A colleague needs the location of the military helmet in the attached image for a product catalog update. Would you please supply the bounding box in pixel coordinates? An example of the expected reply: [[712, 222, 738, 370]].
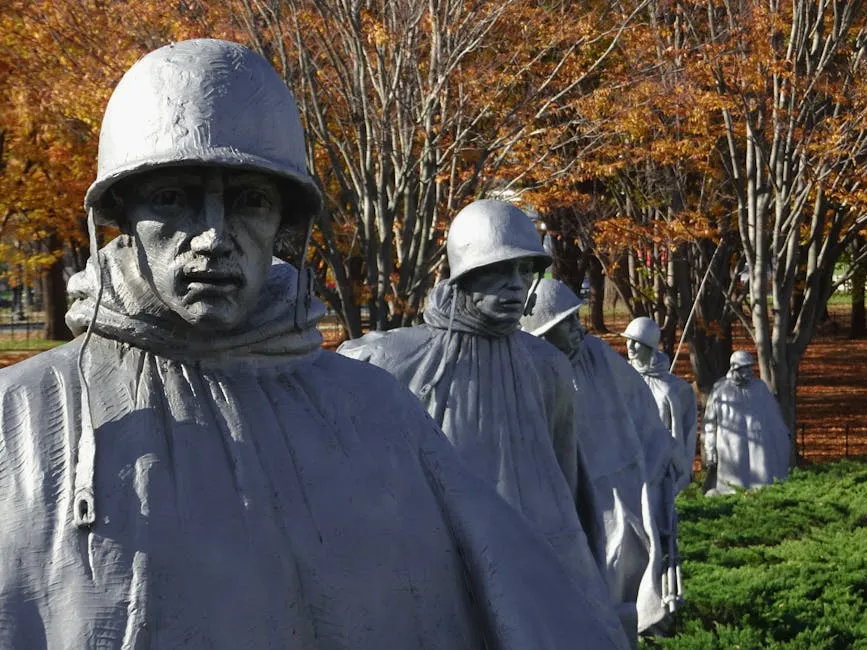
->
[[729, 350, 755, 370], [84, 39, 322, 227], [446, 199, 551, 284], [620, 316, 661, 349], [519, 278, 583, 336]]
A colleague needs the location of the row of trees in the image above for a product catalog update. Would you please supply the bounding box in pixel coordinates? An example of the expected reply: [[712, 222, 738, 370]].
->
[[1, 0, 865, 442]]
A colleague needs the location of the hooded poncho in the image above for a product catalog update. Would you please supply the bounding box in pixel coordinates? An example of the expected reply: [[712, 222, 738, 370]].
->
[[703, 371, 792, 495], [634, 351, 697, 492], [571, 335, 676, 632], [0, 237, 629, 649], [338, 282, 608, 594]]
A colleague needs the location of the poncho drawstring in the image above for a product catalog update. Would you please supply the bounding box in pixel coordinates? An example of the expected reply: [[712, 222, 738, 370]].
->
[[74, 208, 103, 528]]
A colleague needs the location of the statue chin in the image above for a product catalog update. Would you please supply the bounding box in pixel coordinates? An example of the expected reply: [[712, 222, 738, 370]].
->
[[176, 300, 247, 333]]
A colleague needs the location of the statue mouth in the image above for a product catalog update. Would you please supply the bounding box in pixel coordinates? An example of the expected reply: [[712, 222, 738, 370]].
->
[[183, 270, 243, 290]]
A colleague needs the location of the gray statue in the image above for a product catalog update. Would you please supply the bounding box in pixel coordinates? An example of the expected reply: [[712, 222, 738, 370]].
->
[[0, 40, 630, 649], [703, 350, 793, 495], [521, 279, 676, 638], [622, 317, 697, 491], [338, 200, 612, 605]]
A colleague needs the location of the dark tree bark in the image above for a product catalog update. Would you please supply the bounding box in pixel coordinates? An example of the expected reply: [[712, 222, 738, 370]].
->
[[587, 254, 607, 332], [42, 255, 71, 341], [685, 240, 739, 402], [851, 260, 865, 338]]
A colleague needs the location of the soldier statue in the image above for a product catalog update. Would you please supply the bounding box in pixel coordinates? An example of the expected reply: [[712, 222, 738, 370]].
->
[[703, 350, 793, 495]]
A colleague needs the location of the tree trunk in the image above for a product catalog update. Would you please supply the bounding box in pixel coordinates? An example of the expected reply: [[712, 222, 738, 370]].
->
[[588, 255, 607, 332], [851, 257, 865, 338], [42, 256, 71, 341], [775, 357, 799, 467]]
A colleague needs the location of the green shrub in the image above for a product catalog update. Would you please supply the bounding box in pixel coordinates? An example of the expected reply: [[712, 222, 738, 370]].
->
[[642, 459, 867, 650]]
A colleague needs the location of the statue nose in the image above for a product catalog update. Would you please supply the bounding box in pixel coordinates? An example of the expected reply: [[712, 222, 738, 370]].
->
[[191, 187, 231, 254], [506, 267, 525, 289], [191, 227, 230, 254]]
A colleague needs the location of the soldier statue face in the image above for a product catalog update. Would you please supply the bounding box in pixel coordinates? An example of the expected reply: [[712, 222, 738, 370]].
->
[[117, 165, 283, 332], [626, 338, 654, 367], [730, 364, 754, 385], [544, 313, 585, 354], [460, 258, 535, 325]]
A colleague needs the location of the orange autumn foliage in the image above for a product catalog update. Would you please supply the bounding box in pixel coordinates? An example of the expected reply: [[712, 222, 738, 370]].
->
[[0, 1, 242, 278]]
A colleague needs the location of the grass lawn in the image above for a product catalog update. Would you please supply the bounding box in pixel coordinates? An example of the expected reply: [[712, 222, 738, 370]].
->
[[0, 337, 66, 352], [642, 459, 867, 649]]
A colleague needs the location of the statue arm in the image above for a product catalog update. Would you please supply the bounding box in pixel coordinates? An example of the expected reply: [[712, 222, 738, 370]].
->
[[702, 390, 718, 465], [549, 381, 579, 496], [683, 392, 699, 477], [417, 420, 629, 650]]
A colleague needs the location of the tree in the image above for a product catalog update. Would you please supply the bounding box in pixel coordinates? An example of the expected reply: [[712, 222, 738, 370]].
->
[[559, 0, 746, 394], [573, 0, 867, 443], [234, 0, 648, 336], [845, 235, 866, 337], [704, 0, 867, 437]]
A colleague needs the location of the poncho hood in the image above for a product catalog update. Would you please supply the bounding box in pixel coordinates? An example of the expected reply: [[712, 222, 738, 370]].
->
[[634, 349, 696, 492], [423, 281, 521, 337], [642, 350, 670, 377], [66, 236, 325, 359]]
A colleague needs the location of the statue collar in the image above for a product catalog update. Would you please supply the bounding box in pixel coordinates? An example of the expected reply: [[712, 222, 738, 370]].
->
[[423, 281, 519, 338], [65, 236, 324, 360]]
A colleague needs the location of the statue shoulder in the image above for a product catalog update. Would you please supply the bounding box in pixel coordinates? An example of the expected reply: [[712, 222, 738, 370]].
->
[[0, 341, 82, 512], [308, 348, 443, 442], [584, 334, 629, 370], [708, 376, 731, 399], [337, 325, 434, 363], [0, 339, 83, 396], [516, 330, 573, 378], [316, 348, 412, 388]]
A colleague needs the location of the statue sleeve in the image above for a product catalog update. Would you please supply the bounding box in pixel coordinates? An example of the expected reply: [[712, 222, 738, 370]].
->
[[702, 388, 719, 464]]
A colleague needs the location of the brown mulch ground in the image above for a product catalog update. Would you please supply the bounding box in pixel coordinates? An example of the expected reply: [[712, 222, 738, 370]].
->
[[3, 304, 865, 463], [0, 351, 39, 368]]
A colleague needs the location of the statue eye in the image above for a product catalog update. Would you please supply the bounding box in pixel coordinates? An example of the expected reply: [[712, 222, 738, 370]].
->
[[150, 188, 187, 208], [233, 188, 274, 210]]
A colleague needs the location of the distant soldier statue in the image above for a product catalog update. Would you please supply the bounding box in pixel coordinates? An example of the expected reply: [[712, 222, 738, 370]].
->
[[0, 39, 629, 649], [521, 279, 679, 640], [622, 317, 698, 491], [703, 350, 793, 495], [339, 200, 614, 618]]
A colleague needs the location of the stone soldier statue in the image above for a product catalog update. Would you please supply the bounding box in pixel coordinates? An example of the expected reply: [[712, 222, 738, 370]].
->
[[622, 317, 698, 491], [339, 199, 612, 606], [703, 350, 793, 496], [0, 40, 630, 649], [521, 279, 677, 640]]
